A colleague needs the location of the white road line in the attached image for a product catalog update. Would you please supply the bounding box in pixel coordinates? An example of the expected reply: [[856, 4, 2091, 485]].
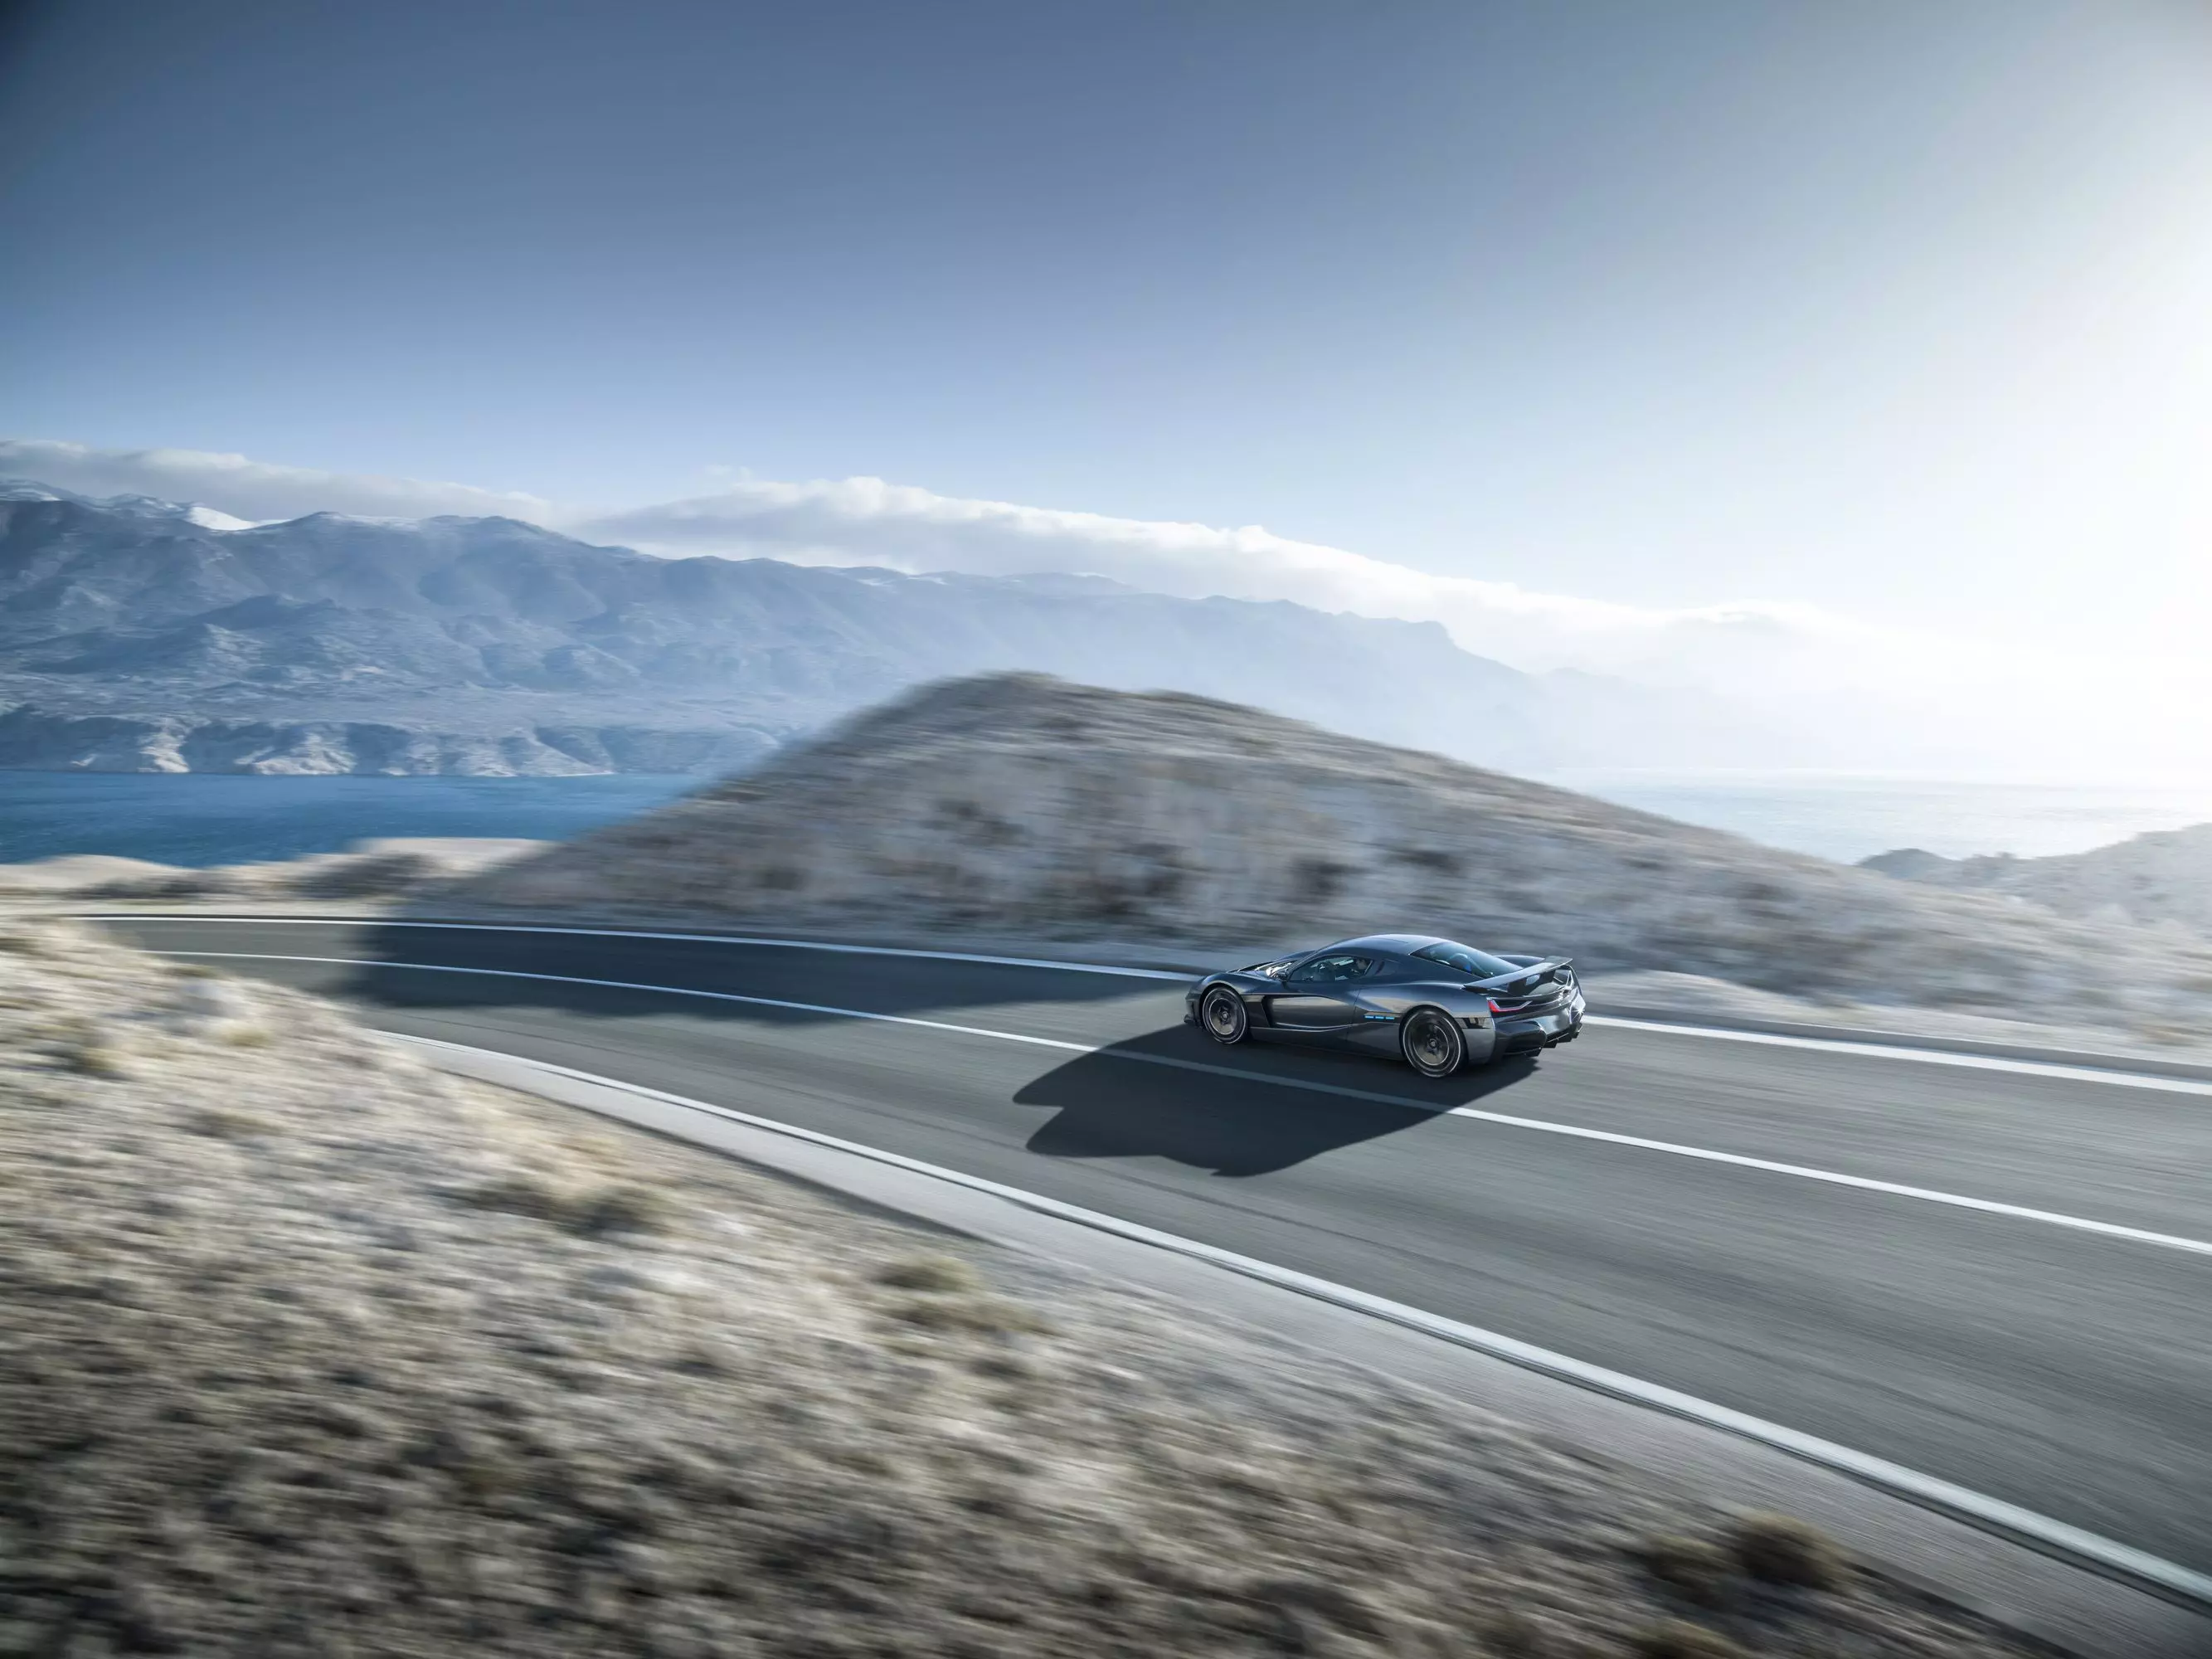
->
[[104, 915, 2212, 1092], [163, 951, 2212, 1259], [1589, 1014, 2212, 1098], [394, 1030, 2212, 1612], [1435, 1104, 2212, 1254]]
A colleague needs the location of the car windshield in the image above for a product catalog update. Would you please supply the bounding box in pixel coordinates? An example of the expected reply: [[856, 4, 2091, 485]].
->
[[1412, 941, 1521, 980]]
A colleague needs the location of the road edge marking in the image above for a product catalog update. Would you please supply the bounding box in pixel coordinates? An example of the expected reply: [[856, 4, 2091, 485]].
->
[[392, 1029, 2212, 1613], [1588, 1014, 2212, 1097]]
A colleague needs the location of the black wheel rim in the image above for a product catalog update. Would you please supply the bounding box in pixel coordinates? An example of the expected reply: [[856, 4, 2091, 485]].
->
[[1406, 1010, 1458, 1073], [1203, 991, 1242, 1039]]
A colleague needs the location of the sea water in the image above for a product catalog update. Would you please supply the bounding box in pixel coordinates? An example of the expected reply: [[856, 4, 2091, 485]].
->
[[2, 769, 2208, 870], [0, 773, 700, 867], [1544, 771, 2212, 864]]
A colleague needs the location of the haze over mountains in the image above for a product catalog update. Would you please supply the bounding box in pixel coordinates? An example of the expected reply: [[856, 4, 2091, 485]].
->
[[1864, 826, 2212, 941], [0, 480, 1775, 776]]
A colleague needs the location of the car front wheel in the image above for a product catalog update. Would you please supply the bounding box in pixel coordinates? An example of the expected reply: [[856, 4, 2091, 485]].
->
[[1199, 986, 1250, 1046], [1400, 1006, 1466, 1078]]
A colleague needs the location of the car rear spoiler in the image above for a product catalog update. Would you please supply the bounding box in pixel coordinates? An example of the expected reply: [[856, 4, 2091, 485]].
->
[[1475, 957, 1574, 995]]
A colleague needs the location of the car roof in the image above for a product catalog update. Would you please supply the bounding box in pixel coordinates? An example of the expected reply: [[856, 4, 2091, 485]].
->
[[1320, 934, 1446, 955]]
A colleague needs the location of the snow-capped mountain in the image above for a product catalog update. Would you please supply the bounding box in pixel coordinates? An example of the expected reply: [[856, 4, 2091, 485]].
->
[[0, 479, 1772, 774]]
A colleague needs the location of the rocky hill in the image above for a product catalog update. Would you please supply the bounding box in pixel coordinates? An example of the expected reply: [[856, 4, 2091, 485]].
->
[[0, 479, 1764, 775], [456, 675, 2212, 1034], [1863, 825, 2212, 940]]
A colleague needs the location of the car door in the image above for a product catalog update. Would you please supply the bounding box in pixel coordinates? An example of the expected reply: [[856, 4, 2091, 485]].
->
[[1268, 953, 1372, 1033]]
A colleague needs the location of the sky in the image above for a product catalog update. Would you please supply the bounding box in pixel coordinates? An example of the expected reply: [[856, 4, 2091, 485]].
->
[[2, 1, 2210, 774]]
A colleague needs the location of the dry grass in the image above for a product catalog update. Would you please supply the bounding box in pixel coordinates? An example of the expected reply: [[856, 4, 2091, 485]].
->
[[1477, 1610, 1553, 1657], [875, 1251, 984, 1293], [1639, 1533, 1734, 1607], [1635, 1620, 1750, 1659], [185, 1105, 279, 1138], [888, 1290, 1052, 1336], [56, 1015, 132, 1077], [1730, 1513, 1849, 1591], [460, 1170, 671, 1238], [67, 1039, 129, 1077]]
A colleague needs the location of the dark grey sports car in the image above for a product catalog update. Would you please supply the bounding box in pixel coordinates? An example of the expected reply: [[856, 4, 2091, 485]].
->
[[1184, 934, 1585, 1078]]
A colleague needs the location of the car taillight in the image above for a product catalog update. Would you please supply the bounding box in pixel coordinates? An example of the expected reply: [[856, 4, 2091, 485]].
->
[[1488, 997, 1529, 1014]]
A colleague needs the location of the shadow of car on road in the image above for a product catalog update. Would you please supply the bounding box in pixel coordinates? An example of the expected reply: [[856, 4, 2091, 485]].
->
[[1015, 1026, 1544, 1176]]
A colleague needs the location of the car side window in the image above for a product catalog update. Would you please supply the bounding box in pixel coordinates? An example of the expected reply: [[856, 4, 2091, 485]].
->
[[1292, 953, 1369, 983]]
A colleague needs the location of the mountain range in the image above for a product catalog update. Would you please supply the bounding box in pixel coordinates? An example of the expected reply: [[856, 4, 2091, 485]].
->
[[0, 479, 1773, 775]]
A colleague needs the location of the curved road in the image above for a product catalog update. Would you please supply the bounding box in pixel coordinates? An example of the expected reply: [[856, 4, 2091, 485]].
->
[[104, 916, 2212, 1583]]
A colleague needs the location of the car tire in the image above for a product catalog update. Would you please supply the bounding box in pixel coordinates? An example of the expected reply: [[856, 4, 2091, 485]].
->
[[1198, 985, 1250, 1046], [1400, 1006, 1466, 1078]]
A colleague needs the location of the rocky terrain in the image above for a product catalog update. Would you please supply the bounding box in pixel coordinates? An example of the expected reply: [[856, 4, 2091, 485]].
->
[[455, 675, 2212, 1044], [1864, 825, 2212, 941], [0, 479, 1767, 775], [0, 915, 2067, 1657], [0, 702, 777, 776], [0, 835, 547, 905]]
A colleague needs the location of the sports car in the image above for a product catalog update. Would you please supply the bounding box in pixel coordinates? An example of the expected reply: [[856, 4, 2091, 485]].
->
[[1183, 934, 1585, 1078]]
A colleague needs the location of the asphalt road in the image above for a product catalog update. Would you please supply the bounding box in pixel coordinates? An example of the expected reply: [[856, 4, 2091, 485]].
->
[[105, 915, 2212, 1581]]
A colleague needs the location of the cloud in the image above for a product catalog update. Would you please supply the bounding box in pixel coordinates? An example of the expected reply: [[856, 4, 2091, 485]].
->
[[12, 437, 1854, 686], [575, 478, 1947, 698], [0, 438, 556, 524]]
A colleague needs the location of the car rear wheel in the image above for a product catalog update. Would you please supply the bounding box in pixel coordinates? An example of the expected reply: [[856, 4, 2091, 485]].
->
[[1199, 986, 1250, 1046], [1400, 1006, 1466, 1078]]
